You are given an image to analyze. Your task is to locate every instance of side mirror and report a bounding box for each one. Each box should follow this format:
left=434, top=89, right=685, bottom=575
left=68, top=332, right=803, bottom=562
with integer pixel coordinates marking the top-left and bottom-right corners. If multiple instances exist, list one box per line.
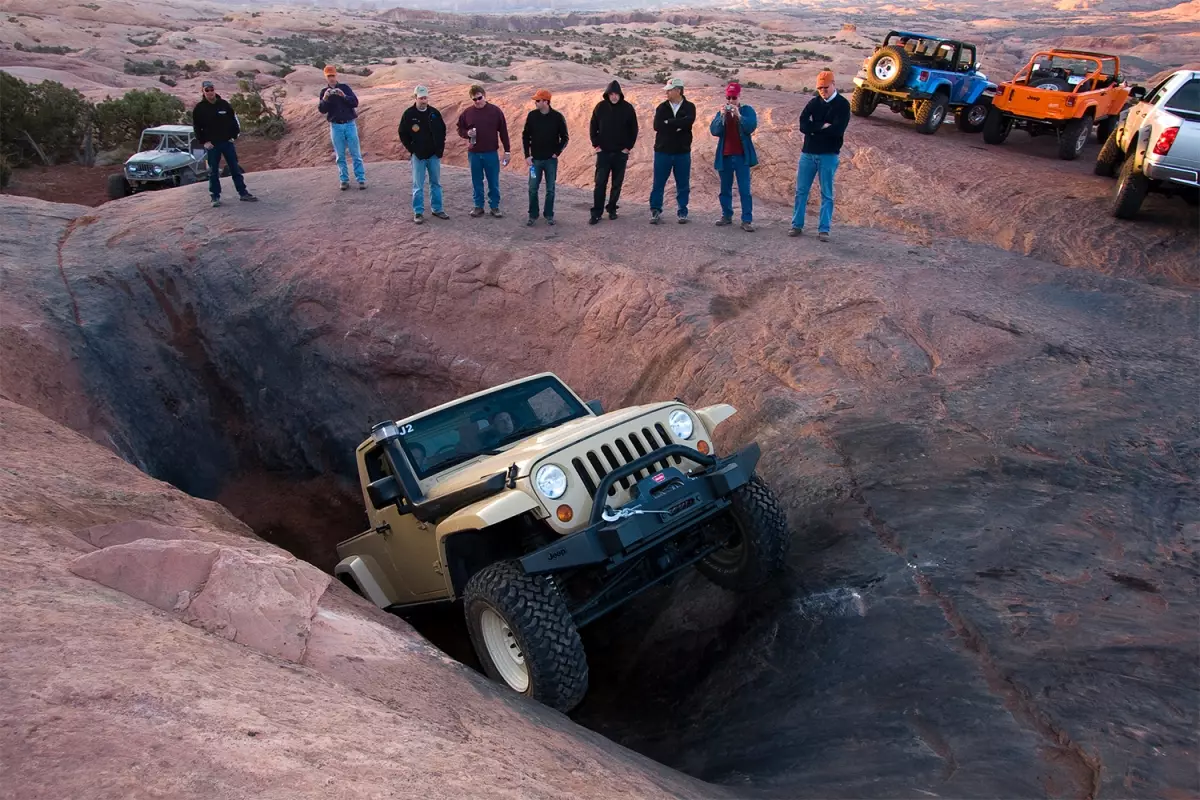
left=367, top=475, right=402, bottom=509
left=586, top=399, right=604, bottom=415
left=1130, top=86, right=1146, bottom=100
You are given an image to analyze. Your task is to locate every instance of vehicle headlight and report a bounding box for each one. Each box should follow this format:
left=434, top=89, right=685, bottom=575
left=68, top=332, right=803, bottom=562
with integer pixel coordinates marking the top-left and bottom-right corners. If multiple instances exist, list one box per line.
left=535, top=464, right=567, bottom=499
left=152, top=165, right=163, bottom=174
left=668, top=409, right=694, bottom=440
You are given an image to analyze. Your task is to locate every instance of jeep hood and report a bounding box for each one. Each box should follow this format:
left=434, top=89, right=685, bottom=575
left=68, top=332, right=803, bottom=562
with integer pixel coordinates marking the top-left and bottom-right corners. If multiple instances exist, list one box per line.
left=424, top=402, right=679, bottom=495
left=126, top=152, right=192, bottom=167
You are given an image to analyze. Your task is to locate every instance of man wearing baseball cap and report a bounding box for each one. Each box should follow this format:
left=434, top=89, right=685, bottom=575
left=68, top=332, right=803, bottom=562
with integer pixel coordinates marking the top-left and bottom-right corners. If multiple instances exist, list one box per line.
left=649, top=76, right=696, bottom=224
left=521, top=88, right=569, bottom=226
left=398, top=85, right=448, bottom=223
left=191, top=79, right=256, bottom=207
left=318, top=65, right=366, bottom=190
left=792, top=69, right=850, bottom=240
left=709, top=81, right=758, bottom=231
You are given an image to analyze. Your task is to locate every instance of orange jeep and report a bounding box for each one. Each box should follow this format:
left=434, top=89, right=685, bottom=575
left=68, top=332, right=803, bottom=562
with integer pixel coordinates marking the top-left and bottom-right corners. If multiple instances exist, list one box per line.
left=983, top=49, right=1132, bottom=159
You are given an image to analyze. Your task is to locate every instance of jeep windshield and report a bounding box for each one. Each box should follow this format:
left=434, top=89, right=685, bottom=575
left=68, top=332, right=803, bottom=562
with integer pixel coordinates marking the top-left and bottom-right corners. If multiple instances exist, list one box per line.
left=399, top=376, right=588, bottom=479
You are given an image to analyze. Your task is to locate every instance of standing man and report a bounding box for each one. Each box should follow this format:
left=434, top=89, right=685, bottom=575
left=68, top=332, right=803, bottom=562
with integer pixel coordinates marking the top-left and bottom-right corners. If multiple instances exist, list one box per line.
left=588, top=80, right=638, bottom=224
left=192, top=79, right=256, bottom=208
left=521, top=88, right=569, bottom=227
left=649, top=77, right=695, bottom=224
left=710, top=81, right=757, bottom=231
left=318, top=65, right=366, bottom=191
left=456, top=85, right=511, bottom=218
left=398, top=84, right=449, bottom=224
left=792, top=70, right=850, bottom=241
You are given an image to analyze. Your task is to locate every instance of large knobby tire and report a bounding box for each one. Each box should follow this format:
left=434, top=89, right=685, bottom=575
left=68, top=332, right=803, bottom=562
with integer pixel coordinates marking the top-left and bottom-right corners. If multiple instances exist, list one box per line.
left=915, top=92, right=949, bottom=135
left=696, top=474, right=791, bottom=592
left=463, top=560, right=588, bottom=712
left=865, top=46, right=910, bottom=91
left=955, top=101, right=989, bottom=133
left=982, top=105, right=1012, bottom=144
left=850, top=86, right=879, bottom=118
left=1112, top=153, right=1149, bottom=220
left=177, top=169, right=197, bottom=186
left=1032, top=76, right=1070, bottom=92
left=1058, top=115, right=1092, bottom=160
left=1095, top=115, right=1118, bottom=145
left=1094, top=129, right=1123, bottom=177
left=106, top=173, right=130, bottom=200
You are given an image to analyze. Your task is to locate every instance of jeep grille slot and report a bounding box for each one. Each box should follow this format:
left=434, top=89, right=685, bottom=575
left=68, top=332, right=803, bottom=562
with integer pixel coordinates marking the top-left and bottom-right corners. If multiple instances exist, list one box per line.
left=571, top=457, right=598, bottom=496
left=640, top=427, right=673, bottom=475
left=570, top=423, right=691, bottom=506
left=654, top=423, right=684, bottom=464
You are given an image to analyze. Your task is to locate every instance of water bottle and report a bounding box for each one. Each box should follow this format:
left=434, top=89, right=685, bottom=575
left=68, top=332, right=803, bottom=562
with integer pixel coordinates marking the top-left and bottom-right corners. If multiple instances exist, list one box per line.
left=529, top=165, right=537, bottom=179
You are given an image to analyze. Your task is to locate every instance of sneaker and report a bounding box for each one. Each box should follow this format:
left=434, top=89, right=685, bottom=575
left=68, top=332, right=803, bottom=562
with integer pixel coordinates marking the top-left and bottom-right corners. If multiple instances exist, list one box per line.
left=650, top=210, right=661, bottom=225
left=239, top=193, right=258, bottom=202
left=589, top=216, right=600, bottom=225
left=741, top=221, right=755, bottom=232
left=677, top=214, right=689, bottom=224
left=546, top=217, right=556, bottom=226
left=490, top=208, right=504, bottom=218
left=340, top=182, right=349, bottom=191
left=818, top=231, right=830, bottom=242
left=470, top=207, right=485, bottom=218
left=526, top=217, right=536, bottom=226
left=414, top=214, right=424, bottom=224
left=715, top=217, right=733, bottom=226
left=431, top=211, right=450, bottom=220
left=358, top=181, right=367, bottom=190
left=789, top=227, right=803, bottom=237
left=211, top=198, right=221, bottom=207
left=608, top=211, right=618, bottom=220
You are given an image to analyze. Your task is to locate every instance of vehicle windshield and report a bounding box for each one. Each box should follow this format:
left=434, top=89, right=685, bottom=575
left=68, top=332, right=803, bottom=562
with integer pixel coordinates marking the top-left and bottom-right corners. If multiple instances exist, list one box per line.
left=137, top=133, right=193, bottom=152
left=398, top=376, right=588, bottom=479
left=1024, top=54, right=1104, bottom=86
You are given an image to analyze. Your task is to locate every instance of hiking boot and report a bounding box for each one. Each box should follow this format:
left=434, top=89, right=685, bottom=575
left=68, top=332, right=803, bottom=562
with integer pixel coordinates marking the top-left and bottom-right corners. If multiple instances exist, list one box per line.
left=789, top=227, right=803, bottom=237
left=340, top=181, right=350, bottom=191
left=358, top=181, right=367, bottom=190
left=211, top=198, right=221, bottom=208
left=608, top=210, right=618, bottom=220
left=589, top=215, right=600, bottom=225
left=715, top=217, right=733, bottom=226
left=414, top=213, right=424, bottom=224
left=239, top=193, right=258, bottom=202
left=431, top=211, right=450, bottom=220
left=546, top=218, right=556, bottom=226
left=470, top=207, right=485, bottom=218
left=490, top=208, right=504, bottom=218
left=650, top=210, right=662, bottom=225
left=526, top=217, right=536, bottom=226
left=818, top=231, right=830, bottom=242
left=677, top=214, right=689, bottom=224
left=741, top=221, right=755, bottom=232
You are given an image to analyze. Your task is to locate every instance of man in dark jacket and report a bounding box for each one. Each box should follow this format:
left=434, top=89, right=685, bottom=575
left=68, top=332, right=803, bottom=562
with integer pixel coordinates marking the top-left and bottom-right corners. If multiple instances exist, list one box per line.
left=522, top=88, right=569, bottom=226
left=456, top=85, right=511, bottom=218
left=792, top=70, right=850, bottom=241
left=649, top=77, right=696, bottom=224
left=318, top=65, right=366, bottom=190
left=192, top=80, right=256, bottom=207
left=398, top=85, right=449, bottom=224
left=710, top=81, right=758, bottom=232
left=588, top=79, right=638, bottom=224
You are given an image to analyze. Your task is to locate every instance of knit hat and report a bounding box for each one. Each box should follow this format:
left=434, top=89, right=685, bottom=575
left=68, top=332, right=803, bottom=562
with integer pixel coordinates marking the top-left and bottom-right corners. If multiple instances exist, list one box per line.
left=533, top=88, right=552, bottom=102
left=725, top=81, right=741, bottom=98
left=414, top=84, right=429, bottom=97
left=816, top=70, right=835, bottom=87
left=323, top=65, right=337, bottom=77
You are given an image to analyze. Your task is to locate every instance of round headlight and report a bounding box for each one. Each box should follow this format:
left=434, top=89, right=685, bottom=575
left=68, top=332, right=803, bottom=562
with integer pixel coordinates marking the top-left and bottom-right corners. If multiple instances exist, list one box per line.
left=668, top=409, right=694, bottom=440
left=535, top=464, right=567, bottom=499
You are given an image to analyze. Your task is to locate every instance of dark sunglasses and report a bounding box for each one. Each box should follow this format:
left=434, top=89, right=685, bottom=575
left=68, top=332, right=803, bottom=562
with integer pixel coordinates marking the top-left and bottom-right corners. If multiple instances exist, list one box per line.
left=472, top=95, right=485, bottom=101
left=203, top=88, right=215, bottom=93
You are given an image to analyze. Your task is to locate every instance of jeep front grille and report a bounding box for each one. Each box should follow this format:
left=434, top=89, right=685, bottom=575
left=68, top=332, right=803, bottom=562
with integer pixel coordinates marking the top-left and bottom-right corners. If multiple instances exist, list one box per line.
left=570, top=423, right=683, bottom=498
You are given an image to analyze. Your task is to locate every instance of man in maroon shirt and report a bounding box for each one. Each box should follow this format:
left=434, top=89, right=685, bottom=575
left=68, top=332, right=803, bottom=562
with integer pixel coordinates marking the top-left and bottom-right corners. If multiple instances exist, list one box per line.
left=456, top=85, right=512, bottom=217
left=709, top=82, right=759, bottom=232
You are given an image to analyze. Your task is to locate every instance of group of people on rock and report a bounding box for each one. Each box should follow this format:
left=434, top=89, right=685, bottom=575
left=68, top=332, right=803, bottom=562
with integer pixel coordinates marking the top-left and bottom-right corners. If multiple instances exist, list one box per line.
left=194, top=65, right=850, bottom=239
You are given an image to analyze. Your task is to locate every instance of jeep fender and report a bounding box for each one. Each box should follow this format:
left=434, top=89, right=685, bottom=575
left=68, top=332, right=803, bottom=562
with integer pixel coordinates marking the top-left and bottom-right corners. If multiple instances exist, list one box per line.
left=964, top=82, right=995, bottom=105
left=696, top=403, right=737, bottom=437
left=1133, top=125, right=1154, bottom=171
left=334, top=553, right=397, bottom=608
left=928, top=79, right=952, bottom=98
left=435, top=490, right=543, bottom=538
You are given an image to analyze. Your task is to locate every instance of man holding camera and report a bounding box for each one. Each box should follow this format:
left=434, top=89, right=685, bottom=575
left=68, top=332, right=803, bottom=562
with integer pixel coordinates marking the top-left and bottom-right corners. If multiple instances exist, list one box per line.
left=709, top=81, right=758, bottom=232
left=318, top=65, right=366, bottom=191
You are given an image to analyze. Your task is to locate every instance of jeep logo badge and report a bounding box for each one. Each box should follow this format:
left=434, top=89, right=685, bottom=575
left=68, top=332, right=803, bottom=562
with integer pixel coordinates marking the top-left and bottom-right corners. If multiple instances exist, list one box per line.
left=546, top=547, right=568, bottom=561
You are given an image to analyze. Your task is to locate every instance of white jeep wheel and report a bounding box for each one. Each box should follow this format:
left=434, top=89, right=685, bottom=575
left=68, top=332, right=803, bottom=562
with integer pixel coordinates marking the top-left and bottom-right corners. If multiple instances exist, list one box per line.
left=873, top=56, right=898, bottom=83
left=479, top=607, right=529, bottom=692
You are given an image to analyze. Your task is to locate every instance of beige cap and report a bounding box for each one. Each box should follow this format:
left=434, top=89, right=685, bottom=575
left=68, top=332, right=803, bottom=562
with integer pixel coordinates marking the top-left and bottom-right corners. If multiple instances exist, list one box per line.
left=414, top=84, right=429, bottom=97
left=663, top=77, right=685, bottom=90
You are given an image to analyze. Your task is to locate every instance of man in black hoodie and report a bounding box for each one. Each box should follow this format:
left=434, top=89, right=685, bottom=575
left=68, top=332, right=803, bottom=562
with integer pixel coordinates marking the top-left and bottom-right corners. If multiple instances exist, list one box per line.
left=588, top=80, right=638, bottom=224
left=649, top=77, right=696, bottom=224
left=522, top=88, right=569, bottom=226
left=791, top=70, right=850, bottom=241
left=192, top=79, right=257, bottom=208
left=398, top=85, right=449, bottom=224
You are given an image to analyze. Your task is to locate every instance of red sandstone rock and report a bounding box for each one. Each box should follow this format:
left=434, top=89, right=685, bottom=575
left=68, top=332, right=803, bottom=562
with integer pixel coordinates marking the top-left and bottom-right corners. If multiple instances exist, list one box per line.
left=69, top=538, right=220, bottom=612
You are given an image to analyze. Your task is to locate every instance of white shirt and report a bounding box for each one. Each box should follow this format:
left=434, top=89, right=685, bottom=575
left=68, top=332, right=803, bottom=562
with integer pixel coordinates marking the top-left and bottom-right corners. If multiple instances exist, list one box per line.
left=822, top=89, right=839, bottom=102
left=669, top=100, right=683, bottom=116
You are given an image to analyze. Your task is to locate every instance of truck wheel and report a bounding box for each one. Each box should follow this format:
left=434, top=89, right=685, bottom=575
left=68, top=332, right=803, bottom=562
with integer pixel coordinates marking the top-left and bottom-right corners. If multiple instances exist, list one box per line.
left=850, top=86, right=878, bottom=117
left=955, top=102, right=988, bottom=133
left=1033, top=77, right=1070, bottom=92
left=463, top=560, right=588, bottom=712
left=865, top=46, right=910, bottom=91
left=1094, top=129, right=1123, bottom=177
left=106, top=173, right=131, bottom=200
left=1112, top=153, right=1149, bottom=220
left=697, top=474, right=791, bottom=592
left=982, top=105, right=1011, bottom=144
left=915, top=92, right=949, bottom=135
left=1058, top=115, right=1091, bottom=160
left=1095, top=115, right=1118, bottom=145
left=178, top=170, right=196, bottom=186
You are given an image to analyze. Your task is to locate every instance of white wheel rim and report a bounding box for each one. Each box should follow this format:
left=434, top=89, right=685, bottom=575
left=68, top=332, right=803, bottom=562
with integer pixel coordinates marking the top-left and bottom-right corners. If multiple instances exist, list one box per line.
left=1076, top=125, right=1088, bottom=151
left=1036, top=81, right=1061, bottom=90
left=932, top=106, right=945, bottom=126
left=480, top=607, right=529, bottom=692
left=968, top=106, right=987, bottom=126
left=874, top=57, right=896, bottom=81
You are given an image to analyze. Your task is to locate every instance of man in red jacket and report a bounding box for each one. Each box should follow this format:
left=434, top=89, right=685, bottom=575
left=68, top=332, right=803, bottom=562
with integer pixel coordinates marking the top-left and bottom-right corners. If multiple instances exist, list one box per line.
left=456, top=85, right=511, bottom=218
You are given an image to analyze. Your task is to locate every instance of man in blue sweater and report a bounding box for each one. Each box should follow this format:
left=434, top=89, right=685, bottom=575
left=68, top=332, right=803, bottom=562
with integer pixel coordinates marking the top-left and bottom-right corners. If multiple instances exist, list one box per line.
left=318, top=65, right=366, bottom=191
left=792, top=70, right=850, bottom=241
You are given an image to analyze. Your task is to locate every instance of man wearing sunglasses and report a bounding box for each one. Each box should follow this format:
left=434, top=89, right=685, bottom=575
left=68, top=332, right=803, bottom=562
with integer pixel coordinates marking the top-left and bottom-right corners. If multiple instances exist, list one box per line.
left=191, top=80, right=257, bottom=208
left=456, top=85, right=511, bottom=218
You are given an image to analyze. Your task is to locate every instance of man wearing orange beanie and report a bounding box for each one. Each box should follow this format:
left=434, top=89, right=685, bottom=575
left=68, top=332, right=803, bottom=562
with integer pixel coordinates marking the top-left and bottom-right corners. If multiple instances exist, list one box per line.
left=521, top=88, right=569, bottom=226
left=792, top=69, right=849, bottom=240
left=318, top=64, right=366, bottom=190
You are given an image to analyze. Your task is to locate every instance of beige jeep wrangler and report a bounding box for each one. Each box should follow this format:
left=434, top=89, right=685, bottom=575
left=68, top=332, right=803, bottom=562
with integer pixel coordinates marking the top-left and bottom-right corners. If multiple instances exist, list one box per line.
left=335, top=372, right=790, bottom=712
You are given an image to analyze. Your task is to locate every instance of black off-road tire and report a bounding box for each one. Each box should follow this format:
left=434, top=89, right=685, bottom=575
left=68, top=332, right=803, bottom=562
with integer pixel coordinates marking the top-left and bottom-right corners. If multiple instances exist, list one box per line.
left=697, top=474, right=791, bottom=592
left=106, top=173, right=131, bottom=200
left=177, top=169, right=197, bottom=186
left=463, top=559, right=588, bottom=713
left=850, top=86, right=878, bottom=118
left=1094, top=129, right=1123, bottom=177
left=955, top=101, right=989, bottom=133
left=865, top=46, right=911, bottom=91
left=1058, top=114, right=1092, bottom=160
left=1032, top=76, right=1071, bottom=92
left=915, top=92, right=949, bottom=135
left=982, top=105, right=1012, bottom=144
left=1112, top=153, right=1149, bottom=220
left=1095, top=115, right=1118, bottom=145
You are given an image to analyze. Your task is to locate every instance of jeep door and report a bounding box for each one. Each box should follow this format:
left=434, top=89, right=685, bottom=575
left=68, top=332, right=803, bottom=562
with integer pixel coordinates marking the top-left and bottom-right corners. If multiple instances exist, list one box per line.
left=949, top=44, right=975, bottom=104
left=364, top=445, right=449, bottom=601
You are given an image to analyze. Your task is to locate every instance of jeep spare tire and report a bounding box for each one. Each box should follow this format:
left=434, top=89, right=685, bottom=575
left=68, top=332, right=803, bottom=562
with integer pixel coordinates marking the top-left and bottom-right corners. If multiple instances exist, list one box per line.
left=865, top=46, right=910, bottom=91
left=463, top=560, right=588, bottom=712
left=697, top=474, right=791, bottom=592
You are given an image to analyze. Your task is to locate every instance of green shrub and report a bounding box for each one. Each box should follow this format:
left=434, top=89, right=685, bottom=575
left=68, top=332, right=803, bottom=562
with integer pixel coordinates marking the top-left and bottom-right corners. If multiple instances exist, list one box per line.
left=94, top=88, right=186, bottom=149
left=0, top=72, right=92, bottom=166
left=0, top=153, right=11, bottom=188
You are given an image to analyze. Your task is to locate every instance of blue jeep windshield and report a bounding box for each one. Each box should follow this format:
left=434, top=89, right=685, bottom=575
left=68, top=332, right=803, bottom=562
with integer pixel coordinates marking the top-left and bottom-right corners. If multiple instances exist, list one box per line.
left=398, top=376, right=588, bottom=479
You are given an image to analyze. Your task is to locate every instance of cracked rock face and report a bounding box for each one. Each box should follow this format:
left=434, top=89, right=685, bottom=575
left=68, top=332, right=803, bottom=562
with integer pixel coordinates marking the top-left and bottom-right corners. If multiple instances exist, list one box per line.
left=1, top=165, right=1197, bottom=799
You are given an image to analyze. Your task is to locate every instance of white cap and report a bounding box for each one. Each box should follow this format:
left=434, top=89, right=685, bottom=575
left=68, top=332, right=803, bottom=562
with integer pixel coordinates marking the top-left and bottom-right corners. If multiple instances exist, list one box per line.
left=414, top=84, right=429, bottom=97
left=663, top=77, right=685, bottom=90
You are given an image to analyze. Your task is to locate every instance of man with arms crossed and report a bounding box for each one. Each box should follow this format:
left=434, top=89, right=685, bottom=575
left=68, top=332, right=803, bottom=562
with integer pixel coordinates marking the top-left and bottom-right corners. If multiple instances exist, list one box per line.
left=792, top=70, right=850, bottom=241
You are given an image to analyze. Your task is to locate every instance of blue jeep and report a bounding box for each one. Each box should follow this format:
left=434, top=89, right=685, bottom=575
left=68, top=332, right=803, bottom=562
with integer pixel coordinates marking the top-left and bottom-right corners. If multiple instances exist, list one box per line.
left=851, top=31, right=998, bottom=134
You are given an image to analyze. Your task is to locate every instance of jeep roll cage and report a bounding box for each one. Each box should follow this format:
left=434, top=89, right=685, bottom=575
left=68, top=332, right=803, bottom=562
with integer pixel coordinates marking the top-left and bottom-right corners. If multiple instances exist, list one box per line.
left=882, top=30, right=978, bottom=73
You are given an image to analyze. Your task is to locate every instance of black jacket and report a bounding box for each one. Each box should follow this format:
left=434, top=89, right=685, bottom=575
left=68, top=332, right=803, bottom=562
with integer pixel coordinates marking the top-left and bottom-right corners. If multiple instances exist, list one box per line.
left=522, top=107, right=569, bottom=160
left=799, top=93, right=851, bottom=154
left=192, top=96, right=240, bottom=145
left=652, top=97, right=696, bottom=154
left=317, top=82, right=359, bottom=124
left=398, top=104, right=447, bottom=159
left=589, top=80, right=638, bottom=153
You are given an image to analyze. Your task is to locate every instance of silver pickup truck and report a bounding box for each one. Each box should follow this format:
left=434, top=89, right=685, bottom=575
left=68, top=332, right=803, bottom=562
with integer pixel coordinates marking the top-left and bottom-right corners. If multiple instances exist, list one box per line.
left=1095, top=69, right=1200, bottom=219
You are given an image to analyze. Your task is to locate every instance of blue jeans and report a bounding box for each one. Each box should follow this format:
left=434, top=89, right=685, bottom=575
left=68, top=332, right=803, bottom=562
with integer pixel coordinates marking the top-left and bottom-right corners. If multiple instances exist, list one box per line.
left=468, top=150, right=501, bottom=210
left=205, top=140, right=247, bottom=199
left=330, top=121, right=365, bottom=184
left=528, top=158, right=557, bottom=219
left=717, top=153, right=752, bottom=223
left=411, top=156, right=443, bottom=215
left=649, top=152, right=691, bottom=217
left=793, top=152, right=839, bottom=232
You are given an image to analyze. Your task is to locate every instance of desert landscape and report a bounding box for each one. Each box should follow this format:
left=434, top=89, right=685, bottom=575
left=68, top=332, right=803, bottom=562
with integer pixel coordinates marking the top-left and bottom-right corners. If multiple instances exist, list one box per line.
left=1, top=1, right=1198, bottom=799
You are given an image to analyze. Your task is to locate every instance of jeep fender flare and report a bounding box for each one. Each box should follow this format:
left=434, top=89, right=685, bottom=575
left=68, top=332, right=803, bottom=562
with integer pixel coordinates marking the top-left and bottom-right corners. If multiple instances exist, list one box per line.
left=334, top=553, right=397, bottom=608
left=964, top=82, right=996, bottom=105
left=436, top=490, right=543, bottom=539
left=696, top=403, right=737, bottom=438
left=1132, top=124, right=1153, bottom=170
left=928, top=79, right=952, bottom=99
